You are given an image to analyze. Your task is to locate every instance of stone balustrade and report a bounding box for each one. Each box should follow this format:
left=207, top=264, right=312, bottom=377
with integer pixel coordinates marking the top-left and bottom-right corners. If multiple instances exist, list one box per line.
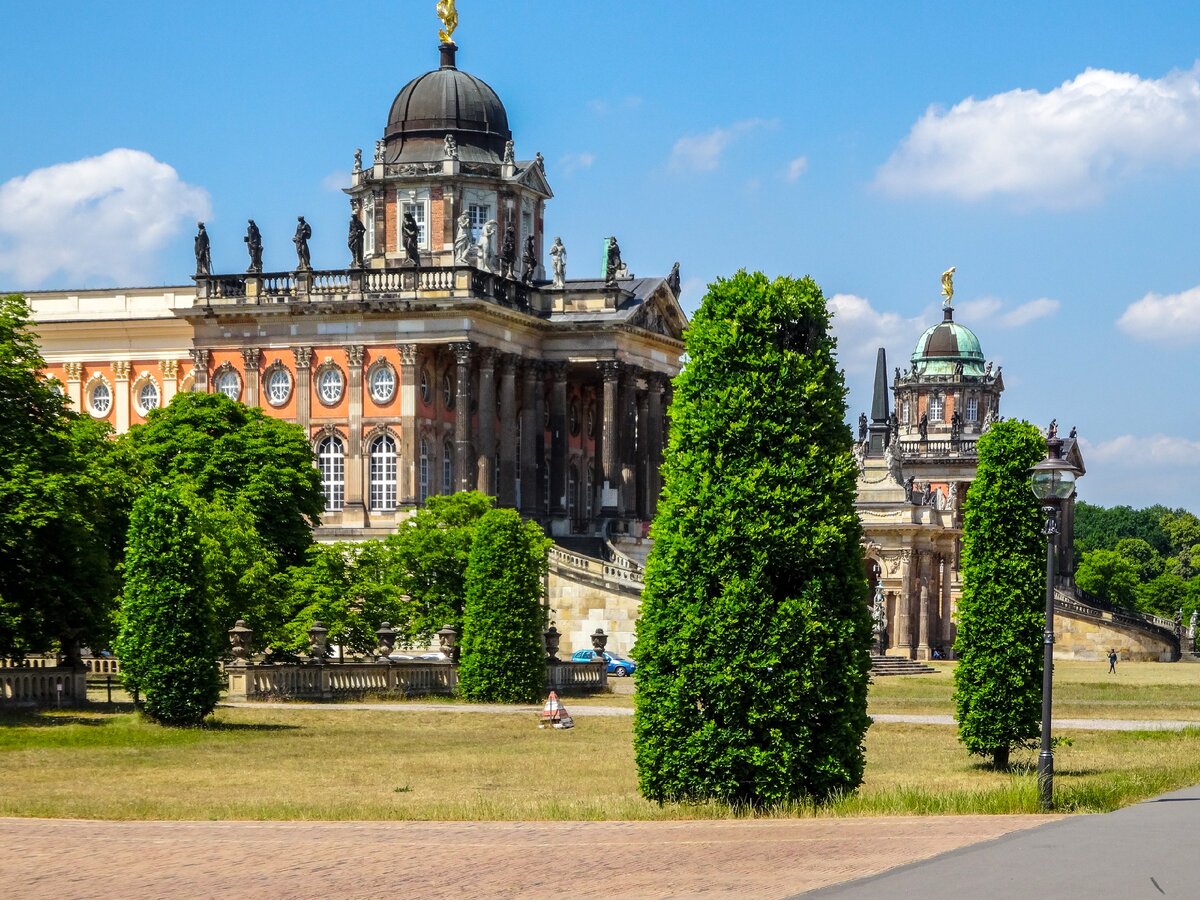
left=550, top=545, right=645, bottom=589
left=0, top=667, right=87, bottom=706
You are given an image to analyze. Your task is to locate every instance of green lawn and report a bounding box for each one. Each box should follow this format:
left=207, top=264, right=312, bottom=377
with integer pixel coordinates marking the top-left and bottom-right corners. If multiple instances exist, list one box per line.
left=3, top=701, right=1200, bottom=821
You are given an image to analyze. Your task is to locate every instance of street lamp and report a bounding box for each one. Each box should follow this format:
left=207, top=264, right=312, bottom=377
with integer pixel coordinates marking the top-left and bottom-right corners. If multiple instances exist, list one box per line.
left=1029, top=436, right=1078, bottom=810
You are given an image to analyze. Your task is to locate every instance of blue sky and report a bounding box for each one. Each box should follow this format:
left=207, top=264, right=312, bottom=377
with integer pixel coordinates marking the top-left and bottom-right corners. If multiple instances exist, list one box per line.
left=2, top=1, right=1199, bottom=510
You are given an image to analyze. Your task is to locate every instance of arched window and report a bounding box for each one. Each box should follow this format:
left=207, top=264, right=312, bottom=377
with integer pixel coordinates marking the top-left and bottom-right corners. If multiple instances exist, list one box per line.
left=369, top=434, right=397, bottom=511
left=317, top=436, right=345, bottom=511
left=443, top=440, right=454, bottom=495
left=214, top=370, right=240, bottom=402
left=137, top=381, right=159, bottom=415
left=419, top=439, right=430, bottom=504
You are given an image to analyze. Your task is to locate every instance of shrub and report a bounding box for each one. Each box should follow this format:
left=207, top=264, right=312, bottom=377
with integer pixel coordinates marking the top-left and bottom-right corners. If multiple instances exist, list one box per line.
left=457, top=508, right=551, bottom=703
left=114, top=485, right=222, bottom=726
left=633, top=271, right=872, bottom=807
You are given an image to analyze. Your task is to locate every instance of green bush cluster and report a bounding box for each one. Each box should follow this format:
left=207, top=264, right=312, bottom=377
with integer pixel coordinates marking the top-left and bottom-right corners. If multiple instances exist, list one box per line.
left=114, top=486, right=222, bottom=726
left=953, top=419, right=1047, bottom=768
left=457, top=508, right=552, bottom=703
left=633, top=271, right=872, bottom=808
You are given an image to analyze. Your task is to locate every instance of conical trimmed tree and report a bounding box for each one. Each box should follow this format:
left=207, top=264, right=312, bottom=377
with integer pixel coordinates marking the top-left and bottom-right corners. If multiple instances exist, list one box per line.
left=633, top=270, right=872, bottom=807
left=953, top=419, right=1047, bottom=768
left=457, top=508, right=552, bottom=703
left=115, top=485, right=222, bottom=726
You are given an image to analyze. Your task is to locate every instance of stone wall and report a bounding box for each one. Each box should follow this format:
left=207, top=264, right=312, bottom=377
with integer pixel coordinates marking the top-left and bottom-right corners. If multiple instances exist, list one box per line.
left=1055, top=608, right=1176, bottom=662
left=547, top=546, right=643, bottom=657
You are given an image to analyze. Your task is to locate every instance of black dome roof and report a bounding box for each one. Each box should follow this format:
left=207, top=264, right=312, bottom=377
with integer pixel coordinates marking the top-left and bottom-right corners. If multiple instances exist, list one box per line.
left=384, top=44, right=511, bottom=163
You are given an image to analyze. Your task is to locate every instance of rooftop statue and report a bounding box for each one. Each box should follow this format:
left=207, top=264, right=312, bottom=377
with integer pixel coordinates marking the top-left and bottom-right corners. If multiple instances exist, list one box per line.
left=550, top=237, right=567, bottom=289
left=348, top=205, right=367, bottom=269
left=244, top=220, right=263, bottom=273
left=293, top=216, right=312, bottom=270
left=522, top=234, right=537, bottom=285
left=194, top=222, right=211, bottom=276
left=454, top=213, right=474, bottom=264
left=941, top=266, right=955, bottom=308
left=402, top=212, right=420, bottom=267
left=437, top=0, right=458, bottom=44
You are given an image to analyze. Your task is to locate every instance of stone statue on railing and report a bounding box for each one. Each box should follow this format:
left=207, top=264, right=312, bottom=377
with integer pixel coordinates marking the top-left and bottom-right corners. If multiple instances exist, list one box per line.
left=348, top=205, right=367, bottom=269
left=950, top=410, right=962, bottom=441
left=503, top=139, right=515, bottom=166
left=852, top=439, right=866, bottom=476
left=550, top=236, right=566, bottom=289
left=522, top=234, right=537, bottom=285
left=228, top=620, right=253, bottom=664
left=591, top=628, right=609, bottom=656
left=402, top=212, right=420, bottom=267
left=885, top=438, right=903, bottom=486
left=244, top=220, right=263, bottom=273
left=1174, top=609, right=1183, bottom=637
left=454, top=213, right=474, bottom=264
left=667, top=261, right=681, bottom=296
left=918, top=412, right=928, bottom=440
left=604, top=236, right=622, bottom=286
left=353, top=148, right=362, bottom=173
left=437, top=625, right=458, bottom=662
left=194, top=222, right=212, bottom=276
left=500, top=224, right=517, bottom=279
left=293, top=216, right=312, bottom=270
left=1047, top=419, right=1058, bottom=440
left=857, top=413, right=867, bottom=442
left=477, top=220, right=497, bottom=273
left=904, top=475, right=915, bottom=503
left=374, top=139, right=385, bottom=165
left=307, top=621, right=328, bottom=664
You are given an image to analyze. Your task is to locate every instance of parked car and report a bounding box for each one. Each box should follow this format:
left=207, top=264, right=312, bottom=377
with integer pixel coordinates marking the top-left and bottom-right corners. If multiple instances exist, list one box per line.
left=571, top=649, right=636, bottom=677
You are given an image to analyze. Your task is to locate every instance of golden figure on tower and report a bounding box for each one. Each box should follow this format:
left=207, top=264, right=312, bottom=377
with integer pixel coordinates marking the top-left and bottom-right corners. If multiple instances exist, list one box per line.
left=941, top=266, right=956, bottom=308
left=437, top=0, right=458, bottom=44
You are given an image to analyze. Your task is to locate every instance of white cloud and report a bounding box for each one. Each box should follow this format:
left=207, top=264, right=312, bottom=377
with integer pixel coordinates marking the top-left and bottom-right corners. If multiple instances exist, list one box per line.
left=0, top=149, right=210, bottom=288
left=957, top=295, right=1060, bottom=328
left=559, top=152, right=596, bottom=175
left=1118, top=285, right=1200, bottom=343
left=667, top=119, right=775, bottom=174
left=875, top=64, right=1200, bottom=207
left=827, top=293, right=927, bottom=375
left=1082, top=434, right=1200, bottom=468
left=785, top=156, right=808, bottom=181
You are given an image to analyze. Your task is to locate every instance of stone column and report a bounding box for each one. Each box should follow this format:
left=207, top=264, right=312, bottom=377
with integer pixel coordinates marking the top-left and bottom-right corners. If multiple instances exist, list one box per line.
left=646, top=373, right=665, bottom=518
left=896, top=549, right=913, bottom=655
left=112, top=360, right=130, bottom=433
left=476, top=348, right=497, bottom=496
left=343, top=345, right=366, bottom=527
left=599, top=362, right=621, bottom=514
left=397, top=343, right=419, bottom=506
left=636, top=390, right=650, bottom=521
left=240, top=348, right=261, bottom=407
left=619, top=368, right=638, bottom=520
left=497, top=353, right=518, bottom=508
left=941, top=550, right=955, bottom=651
left=191, top=349, right=210, bottom=393
left=63, top=362, right=82, bottom=412
left=533, top=364, right=548, bottom=517
left=917, top=565, right=931, bottom=661
left=292, top=347, right=312, bottom=432
left=452, top=342, right=473, bottom=491
left=160, top=359, right=178, bottom=405
left=548, top=362, right=569, bottom=521
left=520, top=361, right=540, bottom=517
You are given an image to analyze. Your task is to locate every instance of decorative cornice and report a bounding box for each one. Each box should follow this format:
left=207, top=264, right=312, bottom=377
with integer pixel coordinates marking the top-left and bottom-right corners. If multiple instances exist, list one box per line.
left=63, top=362, right=83, bottom=382
left=241, top=348, right=261, bottom=367
left=397, top=342, right=419, bottom=367
left=190, top=348, right=210, bottom=367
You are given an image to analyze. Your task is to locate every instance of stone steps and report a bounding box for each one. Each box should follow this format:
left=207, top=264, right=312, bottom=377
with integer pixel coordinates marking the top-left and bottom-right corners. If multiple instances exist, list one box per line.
left=871, top=656, right=938, bottom=676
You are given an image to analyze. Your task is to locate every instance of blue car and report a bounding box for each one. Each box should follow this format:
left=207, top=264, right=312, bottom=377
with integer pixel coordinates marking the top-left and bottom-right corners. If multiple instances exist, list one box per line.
left=571, top=649, right=636, bottom=677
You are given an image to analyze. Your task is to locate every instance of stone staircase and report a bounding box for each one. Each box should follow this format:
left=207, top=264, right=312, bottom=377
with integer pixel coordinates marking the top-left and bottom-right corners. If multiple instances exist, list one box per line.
left=870, top=655, right=938, bottom=676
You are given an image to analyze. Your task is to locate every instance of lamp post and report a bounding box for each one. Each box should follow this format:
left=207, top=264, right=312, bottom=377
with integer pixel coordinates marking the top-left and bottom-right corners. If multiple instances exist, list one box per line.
left=1029, top=436, right=1077, bottom=810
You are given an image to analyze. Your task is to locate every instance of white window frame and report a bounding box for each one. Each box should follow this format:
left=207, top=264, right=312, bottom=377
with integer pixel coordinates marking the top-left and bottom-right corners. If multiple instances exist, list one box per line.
left=419, top=439, right=430, bottom=504
left=368, top=362, right=396, bottom=404
left=316, top=366, right=345, bottom=406
left=928, top=394, right=944, bottom=423
left=89, top=380, right=112, bottom=417
left=965, top=395, right=979, bottom=423
left=900, top=399, right=910, bottom=425
left=443, top=440, right=454, bottom=495
left=363, top=193, right=376, bottom=257
left=401, top=198, right=429, bottom=249
left=318, top=436, right=345, bottom=511
left=265, top=367, right=292, bottom=407
left=369, top=434, right=398, bottom=512
left=137, top=380, right=159, bottom=415
left=215, top=370, right=241, bottom=402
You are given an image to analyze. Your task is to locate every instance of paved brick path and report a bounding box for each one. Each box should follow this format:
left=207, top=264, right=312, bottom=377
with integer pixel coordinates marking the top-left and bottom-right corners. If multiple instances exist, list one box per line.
left=0, top=815, right=1057, bottom=899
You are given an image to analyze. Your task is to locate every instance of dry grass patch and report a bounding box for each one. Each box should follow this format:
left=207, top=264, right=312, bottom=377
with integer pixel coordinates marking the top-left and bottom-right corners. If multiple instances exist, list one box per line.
left=3, top=705, right=1200, bottom=820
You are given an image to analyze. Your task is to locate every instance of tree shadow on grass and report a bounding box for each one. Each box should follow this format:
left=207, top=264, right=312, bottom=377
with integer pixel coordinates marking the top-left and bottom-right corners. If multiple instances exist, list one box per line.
left=200, top=721, right=298, bottom=733
left=0, top=713, right=113, bottom=729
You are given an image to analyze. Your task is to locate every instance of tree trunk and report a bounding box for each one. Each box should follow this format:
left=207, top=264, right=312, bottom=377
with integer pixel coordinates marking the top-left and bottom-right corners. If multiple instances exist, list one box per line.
left=992, top=746, right=1010, bottom=769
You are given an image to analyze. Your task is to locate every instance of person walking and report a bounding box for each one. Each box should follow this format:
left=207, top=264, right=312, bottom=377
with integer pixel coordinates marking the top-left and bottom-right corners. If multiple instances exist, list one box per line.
left=1107, top=648, right=1118, bottom=674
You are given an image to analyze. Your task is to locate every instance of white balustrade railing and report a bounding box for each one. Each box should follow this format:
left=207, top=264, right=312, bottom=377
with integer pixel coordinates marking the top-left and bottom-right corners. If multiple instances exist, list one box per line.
left=1, top=667, right=87, bottom=705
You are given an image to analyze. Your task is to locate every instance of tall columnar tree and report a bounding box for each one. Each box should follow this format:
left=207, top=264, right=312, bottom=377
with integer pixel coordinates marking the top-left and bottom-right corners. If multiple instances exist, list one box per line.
left=953, top=419, right=1047, bottom=768
left=115, top=485, right=222, bottom=726
left=457, top=508, right=552, bottom=703
left=633, top=271, right=872, bottom=807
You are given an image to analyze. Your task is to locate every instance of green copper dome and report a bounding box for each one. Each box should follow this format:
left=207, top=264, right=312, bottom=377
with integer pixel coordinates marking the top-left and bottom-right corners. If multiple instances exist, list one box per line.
left=911, top=308, right=985, bottom=376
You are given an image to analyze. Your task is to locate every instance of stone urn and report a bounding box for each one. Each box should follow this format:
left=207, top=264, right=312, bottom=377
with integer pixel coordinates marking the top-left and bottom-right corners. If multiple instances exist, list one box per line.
left=308, top=621, right=329, bottom=663
left=228, top=620, right=253, bottom=664
left=544, top=624, right=562, bottom=662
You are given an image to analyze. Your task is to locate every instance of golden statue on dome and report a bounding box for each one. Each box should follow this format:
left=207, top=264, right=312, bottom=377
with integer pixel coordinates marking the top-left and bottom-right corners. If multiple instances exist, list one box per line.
left=941, top=266, right=956, bottom=308
left=437, top=0, right=459, bottom=44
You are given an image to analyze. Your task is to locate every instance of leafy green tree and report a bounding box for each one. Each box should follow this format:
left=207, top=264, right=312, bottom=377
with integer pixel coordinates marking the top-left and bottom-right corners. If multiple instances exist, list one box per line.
left=1073, top=502, right=1171, bottom=558
left=383, top=491, right=495, bottom=640
left=0, top=294, right=131, bottom=658
left=633, top=271, right=871, bottom=807
left=1113, top=537, right=1163, bottom=583
left=114, top=485, right=222, bottom=725
left=953, top=419, right=1047, bottom=769
left=124, top=391, right=323, bottom=567
left=1137, top=572, right=1188, bottom=618
left=1075, top=550, right=1140, bottom=609
left=457, top=508, right=552, bottom=703
left=280, top=541, right=412, bottom=656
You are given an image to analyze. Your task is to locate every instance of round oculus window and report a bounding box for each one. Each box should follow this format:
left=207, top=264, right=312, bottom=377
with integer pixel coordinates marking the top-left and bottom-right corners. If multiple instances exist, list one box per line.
left=266, top=368, right=292, bottom=406
left=442, top=372, right=455, bottom=409
left=369, top=364, right=396, bottom=403
left=317, top=367, right=344, bottom=405
left=137, top=382, right=159, bottom=414
left=90, top=382, right=111, bottom=416
left=215, top=370, right=241, bottom=401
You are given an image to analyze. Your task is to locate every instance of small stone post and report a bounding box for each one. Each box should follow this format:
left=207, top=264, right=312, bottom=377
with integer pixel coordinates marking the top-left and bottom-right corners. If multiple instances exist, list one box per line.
left=226, top=620, right=254, bottom=701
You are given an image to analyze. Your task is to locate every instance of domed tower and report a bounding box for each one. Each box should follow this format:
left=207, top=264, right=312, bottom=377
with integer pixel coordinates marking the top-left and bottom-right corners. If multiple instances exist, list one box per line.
left=894, top=305, right=1003, bottom=442
left=346, top=37, right=552, bottom=272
